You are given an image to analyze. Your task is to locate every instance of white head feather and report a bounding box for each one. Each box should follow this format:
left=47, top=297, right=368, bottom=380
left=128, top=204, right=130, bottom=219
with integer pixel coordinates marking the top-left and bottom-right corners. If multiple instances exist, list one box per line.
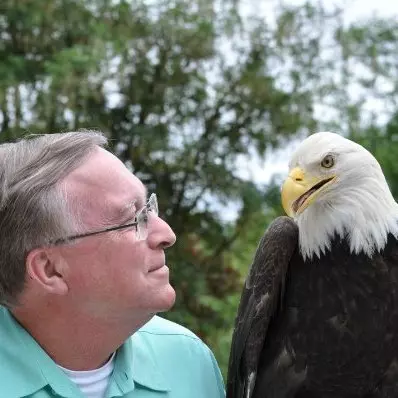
left=289, top=132, right=398, bottom=260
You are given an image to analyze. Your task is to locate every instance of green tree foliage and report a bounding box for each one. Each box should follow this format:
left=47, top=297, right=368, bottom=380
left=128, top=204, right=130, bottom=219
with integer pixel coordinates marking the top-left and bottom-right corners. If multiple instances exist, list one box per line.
left=331, top=16, right=398, bottom=133
left=335, top=17, right=398, bottom=198
left=2, top=0, right=398, bottom=376
left=350, top=116, right=398, bottom=199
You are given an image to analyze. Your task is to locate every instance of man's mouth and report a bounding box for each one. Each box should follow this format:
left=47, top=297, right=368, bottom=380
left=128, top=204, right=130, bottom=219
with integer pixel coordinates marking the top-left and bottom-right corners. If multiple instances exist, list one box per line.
left=149, top=264, right=165, bottom=273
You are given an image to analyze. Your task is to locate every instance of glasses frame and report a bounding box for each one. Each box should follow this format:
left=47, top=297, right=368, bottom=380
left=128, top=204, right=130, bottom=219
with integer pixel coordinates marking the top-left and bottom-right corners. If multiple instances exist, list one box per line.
left=49, top=193, right=158, bottom=246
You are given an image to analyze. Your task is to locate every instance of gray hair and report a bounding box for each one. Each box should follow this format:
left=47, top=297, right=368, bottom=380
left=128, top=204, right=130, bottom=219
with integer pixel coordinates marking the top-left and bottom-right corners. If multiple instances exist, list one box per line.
left=0, top=130, right=108, bottom=307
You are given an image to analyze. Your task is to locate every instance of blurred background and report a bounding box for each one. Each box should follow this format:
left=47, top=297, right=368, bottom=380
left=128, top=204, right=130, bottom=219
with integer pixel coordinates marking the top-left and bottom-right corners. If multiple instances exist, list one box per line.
left=2, top=0, right=398, bottom=378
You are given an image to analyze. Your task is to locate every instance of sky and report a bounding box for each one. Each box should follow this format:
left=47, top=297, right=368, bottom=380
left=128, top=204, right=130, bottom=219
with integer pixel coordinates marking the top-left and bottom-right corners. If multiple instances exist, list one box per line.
left=237, top=0, right=398, bottom=186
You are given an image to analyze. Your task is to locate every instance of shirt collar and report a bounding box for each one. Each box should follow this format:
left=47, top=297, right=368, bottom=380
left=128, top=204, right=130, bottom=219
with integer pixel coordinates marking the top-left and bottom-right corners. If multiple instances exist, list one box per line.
left=109, top=325, right=170, bottom=395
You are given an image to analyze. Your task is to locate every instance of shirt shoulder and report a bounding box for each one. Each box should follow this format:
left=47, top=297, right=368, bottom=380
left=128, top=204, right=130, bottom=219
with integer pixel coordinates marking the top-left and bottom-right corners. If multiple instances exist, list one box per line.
left=128, top=316, right=225, bottom=398
left=138, top=315, right=200, bottom=339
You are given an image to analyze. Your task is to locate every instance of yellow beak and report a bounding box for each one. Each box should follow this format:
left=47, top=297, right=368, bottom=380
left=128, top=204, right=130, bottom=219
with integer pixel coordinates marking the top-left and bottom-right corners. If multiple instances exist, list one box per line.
left=281, top=167, right=336, bottom=217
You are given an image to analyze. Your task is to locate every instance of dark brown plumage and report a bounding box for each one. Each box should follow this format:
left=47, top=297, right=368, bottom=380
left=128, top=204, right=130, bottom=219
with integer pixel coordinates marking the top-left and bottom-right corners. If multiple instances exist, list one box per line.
left=227, top=218, right=398, bottom=398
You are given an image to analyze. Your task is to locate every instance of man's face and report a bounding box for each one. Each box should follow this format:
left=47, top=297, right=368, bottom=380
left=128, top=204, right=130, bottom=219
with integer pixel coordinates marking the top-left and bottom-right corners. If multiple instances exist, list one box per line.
left=58, top=147, right=176, bottom=320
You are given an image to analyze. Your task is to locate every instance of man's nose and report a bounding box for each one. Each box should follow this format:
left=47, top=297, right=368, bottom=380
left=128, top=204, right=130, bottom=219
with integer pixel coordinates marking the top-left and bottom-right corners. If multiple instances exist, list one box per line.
left=147, top=216, right=176, bottom=249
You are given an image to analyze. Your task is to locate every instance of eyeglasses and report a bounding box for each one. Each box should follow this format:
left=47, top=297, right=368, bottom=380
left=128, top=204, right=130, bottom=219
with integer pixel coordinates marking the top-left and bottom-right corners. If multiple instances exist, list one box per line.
left=50, top=193, right=159, bottom=246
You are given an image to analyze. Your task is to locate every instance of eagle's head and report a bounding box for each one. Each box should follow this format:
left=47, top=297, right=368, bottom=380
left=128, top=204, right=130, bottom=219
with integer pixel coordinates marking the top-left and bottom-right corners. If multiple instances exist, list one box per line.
left=281, top=132, right=398, bottom=260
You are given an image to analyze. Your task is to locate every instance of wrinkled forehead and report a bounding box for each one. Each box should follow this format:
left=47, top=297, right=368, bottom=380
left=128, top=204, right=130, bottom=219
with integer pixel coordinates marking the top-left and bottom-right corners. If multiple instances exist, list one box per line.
left=63, top=147, right=147, bottom=226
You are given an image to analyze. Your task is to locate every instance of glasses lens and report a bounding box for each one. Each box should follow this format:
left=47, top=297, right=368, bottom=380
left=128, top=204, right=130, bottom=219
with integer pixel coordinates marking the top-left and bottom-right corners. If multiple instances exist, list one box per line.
left=148, top=193, right=158, bottom=216
left=136, top=194, right=158, bottom=240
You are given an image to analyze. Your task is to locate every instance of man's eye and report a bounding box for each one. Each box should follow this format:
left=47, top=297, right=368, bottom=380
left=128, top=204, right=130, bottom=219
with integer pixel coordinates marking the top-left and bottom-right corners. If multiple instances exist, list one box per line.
left=121, top=216, right=137, bottom=227
left=139, top=213, right=149, bottom=223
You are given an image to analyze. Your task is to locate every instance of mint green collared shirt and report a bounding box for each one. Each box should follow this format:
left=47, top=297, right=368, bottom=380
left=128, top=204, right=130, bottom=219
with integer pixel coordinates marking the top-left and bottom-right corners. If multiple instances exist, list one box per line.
left=0, top=307, right=225, bottom=398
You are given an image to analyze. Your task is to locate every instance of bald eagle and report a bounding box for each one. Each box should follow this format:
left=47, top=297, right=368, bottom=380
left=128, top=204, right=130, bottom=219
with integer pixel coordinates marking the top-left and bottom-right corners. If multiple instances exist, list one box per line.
left=227, top=132, right=398, bottom=398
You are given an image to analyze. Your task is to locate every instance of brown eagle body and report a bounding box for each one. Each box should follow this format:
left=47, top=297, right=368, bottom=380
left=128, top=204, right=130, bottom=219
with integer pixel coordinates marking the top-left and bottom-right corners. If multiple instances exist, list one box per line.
left=227, top=217, right=398, bottom=397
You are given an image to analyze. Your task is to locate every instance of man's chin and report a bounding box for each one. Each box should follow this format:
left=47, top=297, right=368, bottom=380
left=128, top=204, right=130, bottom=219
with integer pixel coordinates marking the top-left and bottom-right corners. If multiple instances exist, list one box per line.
left=158, top=285, right=176, bottom=312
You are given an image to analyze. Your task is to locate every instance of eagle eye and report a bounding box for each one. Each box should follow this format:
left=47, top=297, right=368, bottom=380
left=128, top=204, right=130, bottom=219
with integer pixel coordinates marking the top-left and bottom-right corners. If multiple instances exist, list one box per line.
left=321, top=154, right=334, bottom=168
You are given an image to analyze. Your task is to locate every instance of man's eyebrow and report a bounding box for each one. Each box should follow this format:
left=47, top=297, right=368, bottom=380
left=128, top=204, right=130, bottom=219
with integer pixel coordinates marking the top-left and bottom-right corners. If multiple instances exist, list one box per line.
left=116, top=188, right=148, bottom=222
left=119, top=200, right=138, bottom=219
left=102, top=200, right=137, bottom=226
left=106, top=187, right=148, bottom=225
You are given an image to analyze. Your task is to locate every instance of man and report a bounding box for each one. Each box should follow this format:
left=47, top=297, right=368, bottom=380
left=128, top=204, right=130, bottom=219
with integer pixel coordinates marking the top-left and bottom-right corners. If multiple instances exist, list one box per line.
left=0, top=131, right=225, bottom=397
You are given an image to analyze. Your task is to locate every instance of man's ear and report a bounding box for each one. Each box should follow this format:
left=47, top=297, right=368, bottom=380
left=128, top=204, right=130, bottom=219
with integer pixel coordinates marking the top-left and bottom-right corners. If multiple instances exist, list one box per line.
left=26, top=248, right=69, bottom=295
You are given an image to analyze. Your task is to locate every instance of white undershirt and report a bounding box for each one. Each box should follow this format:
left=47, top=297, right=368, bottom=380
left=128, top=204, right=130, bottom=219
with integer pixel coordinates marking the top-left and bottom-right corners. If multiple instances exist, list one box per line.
left=58, top=353, right=116, bottom=398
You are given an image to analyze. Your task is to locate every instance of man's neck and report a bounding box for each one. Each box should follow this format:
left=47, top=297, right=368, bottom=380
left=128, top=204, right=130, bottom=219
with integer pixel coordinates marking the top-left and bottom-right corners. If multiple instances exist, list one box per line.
left=11, top=300, right=151, bottom=371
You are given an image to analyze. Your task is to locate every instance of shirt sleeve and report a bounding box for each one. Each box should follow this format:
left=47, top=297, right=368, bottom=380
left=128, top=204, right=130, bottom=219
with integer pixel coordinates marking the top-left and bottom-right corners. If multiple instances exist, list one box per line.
left=204, top=344, right=226, bottom=398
